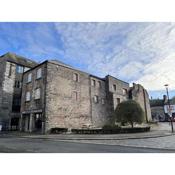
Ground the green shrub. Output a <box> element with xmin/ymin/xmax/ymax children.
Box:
<box><xmin>114</xmin><ymin>100</ymin><xmax>145</xmax><ymax>128</ymax></box>
<box><xmin>102</xmin><ymin>124</ymin><xmax>120</xmax><ymax>130</ymax></box>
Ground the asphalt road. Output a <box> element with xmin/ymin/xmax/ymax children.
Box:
<box><xmin>0</xmin><ymin>137</ymin><xmax>174</xmax><ymax>153</ymax></box>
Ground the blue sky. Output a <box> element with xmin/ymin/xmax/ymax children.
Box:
<box><xmin>0</xmin><ymin>22</ymin><xmax>174</xmax><ymax>99</ymax></box>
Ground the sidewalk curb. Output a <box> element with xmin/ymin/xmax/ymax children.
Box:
<box><xmin>60</xmin><ymin>139</ymin><xmax>175</xmax><ymax>152</ymax></box>
<box><xmin>20</xmin><ymin>132</ymin><xmax>175</xmax><ymax>141</ymax></box>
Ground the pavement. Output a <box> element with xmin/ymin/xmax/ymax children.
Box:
<box><xmin>1</xmin><ymin>122</ymin><xmax>173</xmax><ymax>140</ymax></box>
<box><xmin>1</xmin><ymin>122</ymin><xmax>175</xmax><ymax>152</ymax></box>
<box><xmin>0</xmin><ymin>136</ymin><xmax>174</xmax><ymax>153</ymax></box>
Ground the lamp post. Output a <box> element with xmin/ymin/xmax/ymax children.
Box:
<box><xmin>164</xmin><ymin>84</ymin><xmax>173</xmax><ymax>133</ymax></box>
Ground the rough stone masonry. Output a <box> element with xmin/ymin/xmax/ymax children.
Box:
<box><xmin>20</xmin><ymin>59</ymin><xmax>152</xmax><ymax>133</ymax></box>
<box><xmin>0</xmin><ymin>52</ymin><xmax>152</xmax><ymax>133</ymax></box>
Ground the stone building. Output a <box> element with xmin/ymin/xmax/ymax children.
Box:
<box><xmin>20</xmin><ymin>59</ymin><xmax>151</xmax><ymax>133</ymax></box>
<box><xmin>150</xmin><ymin>96</ymin><xmax>175</xmax><ymax>121</ymax></box>
<box><xmin>20</xmin><ymin>60</ymin><xmax>130</xmax><ymax>133</ymax></box>
<box><xmin>129</xmin><ymin>83</ymin><xmax>152</xmax><ymax>122</ymax></box>
<box><xmin>0</xmin><ymin>52</ymin><xmax>152</xmax><ymax>133</ymax></box>
<box><xmin>0</xmin><ymin>52</ymin><xmax>37</xmax><ymax>130</ymax></box>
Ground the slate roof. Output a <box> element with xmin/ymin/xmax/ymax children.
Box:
<box><xmin>0</xmin><ymin>52</ymin><xmax>38</xmax><ymax>68</ymax></box>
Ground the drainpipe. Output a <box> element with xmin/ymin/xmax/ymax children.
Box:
<box><xmin>43</xmin><ymin>62</ymin><xmax>48</xmax><ymax>134</ymax></box>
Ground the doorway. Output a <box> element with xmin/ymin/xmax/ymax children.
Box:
<box><xmin>34</xmin><ymin>113</ymin><xmax>42</xmax><ymax>132</ymax></box>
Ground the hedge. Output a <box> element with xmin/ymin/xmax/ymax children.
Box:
<box><xmin>50</xmin><ymin>128</ymin><xmax>68</xmax><ymax>134</ymax></box>
<box><xmin>71</xmin><ymin>126</ymin><xmax>150</xmax><ymax>134</ymax></box>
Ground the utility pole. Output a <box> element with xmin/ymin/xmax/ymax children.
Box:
<box><xmin>164</xmin><ymin>84</ymin><xmax>173</xmax><ymax>133</ymax></box>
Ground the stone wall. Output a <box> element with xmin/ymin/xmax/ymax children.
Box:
<box><xmin>20</xmin><ymin>59</ymin><xmax>152</xmax><ymax>133</ymax></box>
<box><xmin>106</xmin><ymin>75</ymin><xmax>129</xmax><ymax>110</ymax></box>
<box><xmin>0</xmin><ymin>59</ymin><xmax>5</xmax><ymax>108</ymax></box>
<box><xmin>21</xmin><ymin>63</ymin><xmax>46</xmax><ymax>113</ymax></box>
<box><xmin>45</xmin><ymin>62</ymin><xmax>92</xmax><ymax>132</ymax></box>
<box><xmin>130</xmin><ymin>83</ymin><xmax>152</xmax><ymax>122</ymax></box>
<box><xmin>0</xmin><ymin>53</ymin><xmax>38</xmax><ymax>130</ymax></box>
<box><xmin>0</xmin><ymin>61</ymin><xmax>16</xmax><ymax>129</ymax></box>
<box><xmin>90</xmin><ymin>76</ymin><xmax>109</xmax><ymax>127</ymax></box>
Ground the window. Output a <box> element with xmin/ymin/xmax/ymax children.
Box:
<box><xmin>93</xmin><ymin>95</ymin><xmax>99</xmax><ymax>103</ymax></box>
<box><xmin>72</xmin><ymin>91</ymin><xmax>78</xmax><ymax>101</ymax></box>
<box><xmin>13</xmin><ymin>97</ymin><xmax>21</xmax><ymax>106</ymax></box>
<box><xmin>123</xmin><ymin>88</ymin><xmax>127</xmax><ymax>95</ymax></box>
<box><xmin>36</xmin><ymin>68</ymin><xmax>42</xmax><ymax>79</ymax></box>
<box><xmin>102</xmin><ymin>98</ymin><xmax>105</xmax><ymax>105</ymax></box>
<box><xmin>14</xmin><ymin>81</ymin><xmax>22</xmax><ymax>88</ymax></box>
<box><xmin>12</xmin><ymin>97</ymin><xmax>21</xmax><ymax>112</ymax></box>
<box><xmin>26</xmin><ymin>91</ymin><xmax>31</xmax><ymax>102</ymax></box>
<box><xmin>117</xmin><ymin>98</ymin><xmax>120</xmax><ymax>105</ymax></box>
<box><xmin>8</xmin><ymin>64</ymin><xmax>13</xmax><ymax>77</ymax></box>
<box><xmin>16</xmin><ymin>65</ymin><xmax>24</xmax><ymax>73</ymax></box>
<box><xmin>91</xmin><ymin>79</ymin><xmax>96</xmax><ymax>87</ymax></box>
<box><xmin>113</xmin><ymin>84</ymin><xmax>117</xmax><ymax>91</ymax></box>
<box><xmin>34</xmin><ymin>88</ymin><xmax>41</xmax><ymax>100</ymax></box>
<box><xmin>73</xmin><ymin>73</ymin><xmax>79</xmax><ymax>82</ymax></box>
<box><xmin>97</xmin><ymin>81</ymin><xmax>101</xmax><ymax>88</ymax></box>
<box><xmin>27</xmin><ymin>73</ymin><xmax>32</xmax><ymax>83</ymax></box>
<box><xmin>24</xmin><ymin>67</ymin><xmax>30</xmax><ymax>72</ymax></box>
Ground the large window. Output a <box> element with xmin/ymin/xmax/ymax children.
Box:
<box><xmin>26</xmin><ymin>91</ymin><xmax>31</xmax><ymax>102</ymax></box>
<box><xmin>34</xmin><ymin>88</ymin><xmax>41</xmax><ymax>100</ymax></box>
<box><xmin>36</xmin><ymin>68</ymin><xmax>42</xmax><ymax>79</ymax></box>
<box><xmin>12</xmin><ymin>97</ymin><xmax>21</xmax><ymax>112</ymax></box>
<box><xmin>24</xmin><ymin>67</ymin><xmax>30</xmax><ymax>72</ymax></box>
<box><xmin>16</xmin><ymin>65</ymin><xmax>24</xmax><ymax>73</ymax></box>
<box><xmin>27</xmin><ymin>73</ymin><xmax>32</xmax><ymax>83</ymax></box>
<box><xmin>14</xmin><ymin>81</ymin><xmax>22</xmax><ymax>88</ymax></box>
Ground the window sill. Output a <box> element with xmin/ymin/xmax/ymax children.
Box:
<box><xmin>36</xmin><ymin>77</ymin><xmax>42</xmax><ymax>80</ymax></box>
<box><xmin>26</xmin><ymin>81</ymin><xmax>32</xmax><ymax>84</ymax></box>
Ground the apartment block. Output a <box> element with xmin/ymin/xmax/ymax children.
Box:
<box><xmin>0</xmin><ymin>53</ymin><xmax>37</xmax><ymax>130</ymax></box>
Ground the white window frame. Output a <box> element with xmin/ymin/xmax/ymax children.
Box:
<box><xmin>16</xmin><ymin>65</ymin><xmax>24</xmax><ymax>73</ymax></box>
<box><xmin>34</xmin><ymin>88</ymin><xmax>41</xmax><ymax>100</ymax></box>
<box><xmin>36</xmin><ymin>68</ymin><xmax>42</xmax><ymax>79</ymax></box>
<box><xmin>27</xmin><ymin>73</ymin><xmax>32</xmax><ymax>83</ymax></box>
<box><xmin>26</xmin><ymin>91</ymin><xmax>31</xmax><ymax>102</ymax></box>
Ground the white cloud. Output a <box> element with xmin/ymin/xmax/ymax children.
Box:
<box><xmin>136</xmin><ymin>53</ymin><xmax>175</xmax><ymax>91</ymax></box>
<box><xmin>54</xmin><ymin>22</ymin><xmax>175</xmax><ymax>92</ymax></box>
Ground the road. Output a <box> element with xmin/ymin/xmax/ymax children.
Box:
<box><xmin>0</xmin><ymin>136</ymin><xmax>174</xmax><ymax>153</ymax></box>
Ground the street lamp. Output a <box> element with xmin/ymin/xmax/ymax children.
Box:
<box><xmin>164</xmin><ymin>84</ymin><xmax>173</xmax><ymax>133</ymax></box>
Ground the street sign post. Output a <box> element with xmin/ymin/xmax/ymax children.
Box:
<box><xmin>164</xmin><ymin>84</ymin><xmax>174</xmax><ymax>133</ymax></box>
